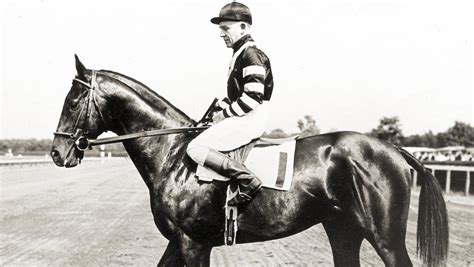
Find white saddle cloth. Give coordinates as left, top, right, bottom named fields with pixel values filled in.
left=196, top=140, right=296, bottom=191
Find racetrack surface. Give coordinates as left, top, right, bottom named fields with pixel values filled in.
left=1, top=159, right=473, bottom=266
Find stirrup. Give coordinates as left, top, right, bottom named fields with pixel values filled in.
left=227, top=194, right=251, bottom=206
left=225, top=186, right=238, bottom=245
left=227, top=186, right=261, bottom=206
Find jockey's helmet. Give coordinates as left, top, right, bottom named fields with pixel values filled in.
left=210, top=2, right=252, bottom=25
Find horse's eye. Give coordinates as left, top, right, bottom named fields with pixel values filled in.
left=67, top=97, right=85, bottom=113
left=66, top=98, right=78, bottom=109
left=66, top=89, right=88, bottom=110
left=70, top=98, right=81, bottom=106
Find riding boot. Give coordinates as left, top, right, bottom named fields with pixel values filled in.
left=204, top=149, right=262, bottom=206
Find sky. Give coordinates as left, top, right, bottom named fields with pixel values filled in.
left=0, top=0, right=472, bottom=139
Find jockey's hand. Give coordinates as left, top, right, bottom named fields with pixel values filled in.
left=215, top=99, right=227, bottom=111
left=212, top=111, right=225, bottom=124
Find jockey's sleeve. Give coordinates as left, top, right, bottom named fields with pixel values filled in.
left=223, top=49, right=267, bottom=118
left=217, top=97, right=231, bottom=110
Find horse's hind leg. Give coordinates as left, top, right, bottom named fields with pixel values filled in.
left=323, top=218, right=364, bottom=267
left=329, top=148, right=412, bottom=267
left=365, top=219, right=412, bottom=267
left=364, top=177, right=412, bottom=266
left=158, top=240, right=184, bottom=267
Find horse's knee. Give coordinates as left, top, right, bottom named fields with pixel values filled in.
left=158, top=241, right=184, bottom=267
left=177, top=234, right=212, bottom=267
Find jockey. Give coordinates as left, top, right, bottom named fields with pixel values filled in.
left=187, top=2, right=274, bottom=206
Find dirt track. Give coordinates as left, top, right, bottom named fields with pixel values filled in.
left=1, top=159, right=473, bottom=266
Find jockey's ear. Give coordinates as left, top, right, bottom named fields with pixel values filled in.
left=74, top=54, right=86, bottom=79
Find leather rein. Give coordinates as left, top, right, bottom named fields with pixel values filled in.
left=53, top=70, right=209, bottom=151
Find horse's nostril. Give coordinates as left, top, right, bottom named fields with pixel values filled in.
left=51, top=150, right=60, bottom=158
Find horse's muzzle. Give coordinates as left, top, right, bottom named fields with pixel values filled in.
left=50, top=148, right=80, bottom=167
left=51, top=138, right=83, bottom=168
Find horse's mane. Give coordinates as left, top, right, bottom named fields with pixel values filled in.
left=99, top=69, right=195, bottom=124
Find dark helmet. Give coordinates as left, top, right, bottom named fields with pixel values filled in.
left=210, top=2, right=252, bottom=25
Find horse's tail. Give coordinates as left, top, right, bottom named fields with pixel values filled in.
left=397, top=147, right=449, bottom=266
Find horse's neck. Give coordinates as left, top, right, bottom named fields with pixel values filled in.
left=110, top=91, right=192, bottom=135
left=105, top=79, right=194, bottom=187
left=122, top=132, right=193, bottom=189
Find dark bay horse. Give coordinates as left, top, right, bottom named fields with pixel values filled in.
left=51, top=56, right=448, bottom=266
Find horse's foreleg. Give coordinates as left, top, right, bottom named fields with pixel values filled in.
left=177, top=234, right=212, bottom=267
left=323, top=219, right=364, bottom=267
left=158, top=240, right=184, bottom=267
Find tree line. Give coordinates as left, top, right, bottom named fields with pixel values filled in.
left=368, top=117, right=473, bottom=147
left=1, top=116, right=472, bottom=155
left=264, top=115, right=473, bottom=148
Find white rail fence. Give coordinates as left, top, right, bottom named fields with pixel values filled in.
left=0, top=159, right=54, bottom=167
left=2, top=158, right=472, bottom=196
left=0, top=157, right=111, bottom=167
left=412, top=165, right=473, bottom=196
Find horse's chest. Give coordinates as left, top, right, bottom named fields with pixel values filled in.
left=150, top=182, right=226, bottom=240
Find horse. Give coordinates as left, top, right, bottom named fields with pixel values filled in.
left=51, top=55, right=448, bottom=267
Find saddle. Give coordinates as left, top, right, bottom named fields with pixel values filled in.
left=208, top=135, right=298, bottom=246
left=196, top=135, right=298, bottom=187
left=225, top=135, right=299, bottom=163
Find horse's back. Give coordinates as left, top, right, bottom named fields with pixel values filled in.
left=299, top=131, right=412, bottom=199
left=296, top=131, right=410, bottom=173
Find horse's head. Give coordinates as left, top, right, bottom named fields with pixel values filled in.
left=51, top=55, right=109, bottom=167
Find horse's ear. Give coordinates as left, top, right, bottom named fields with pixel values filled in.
left=74, top=54, right=86, bottom=79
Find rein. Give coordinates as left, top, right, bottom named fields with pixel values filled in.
left=80, top=126, right=209, bottom=149
left=54, top=70, right=210, bottom=151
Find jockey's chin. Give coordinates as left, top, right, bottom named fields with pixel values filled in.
left=223, top=38, right=232, bottom=48
left=51, top=138, right=83, bottom=168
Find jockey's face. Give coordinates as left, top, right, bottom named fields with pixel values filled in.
left=219, top=21, right=245, bottom=48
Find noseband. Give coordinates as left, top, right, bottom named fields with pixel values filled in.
left=53, top=70, right=108, bottom=151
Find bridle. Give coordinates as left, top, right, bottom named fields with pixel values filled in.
left=53, top=70, right=108, bottom=151
left=53, top=70, right=211, bottom=152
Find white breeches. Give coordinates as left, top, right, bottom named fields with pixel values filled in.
left=187, top=102, right=269, bottom=165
